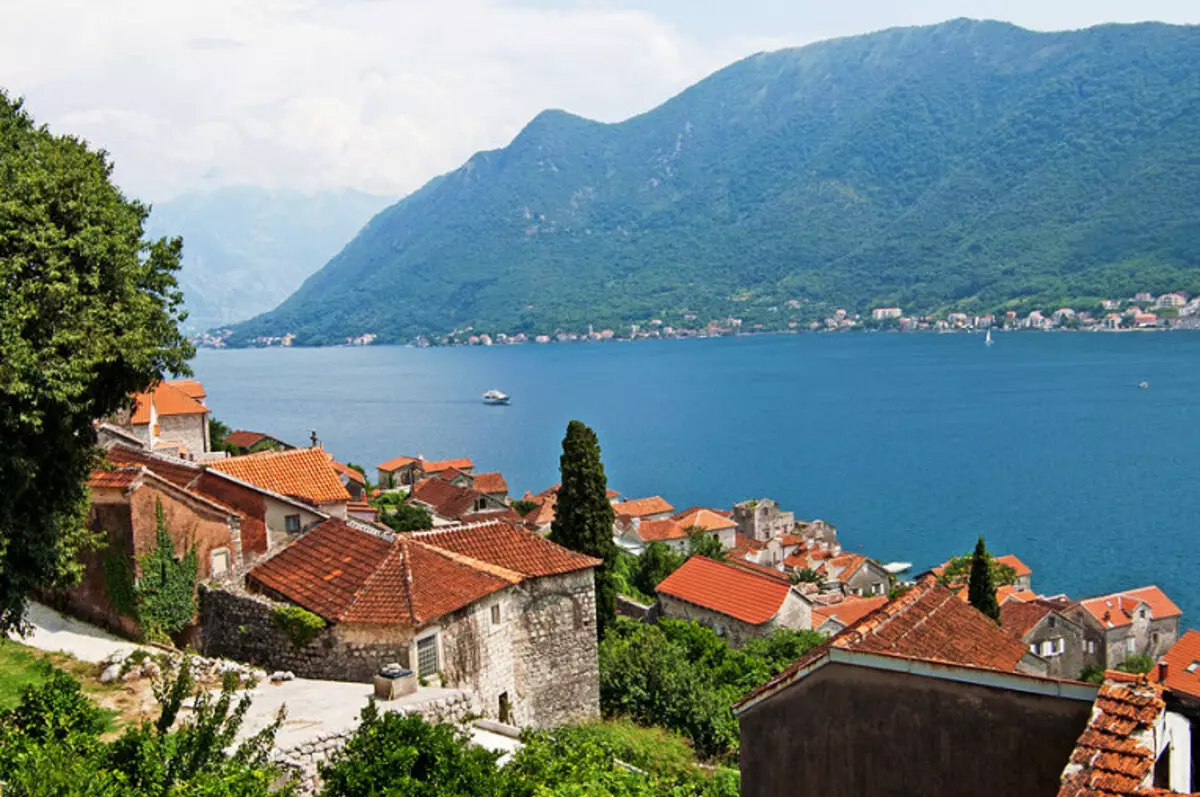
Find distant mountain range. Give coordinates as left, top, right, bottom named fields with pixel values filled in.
left=226, top=19, right=1200, bottom=346
left=146, top=187, right=392, bottom=332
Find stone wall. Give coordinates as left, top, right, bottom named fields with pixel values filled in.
left=273, top=690, right=474, bottom=796
left=198, top=587, right=413, bottom=681
left=658, top=593, right=769, bottom=648
left=616, top=595, right=659, bottom=622
left=158, top=412, right=208, bottom=454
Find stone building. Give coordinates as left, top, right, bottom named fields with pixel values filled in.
left=203, top=518, right=601, bottom=729
left=1067, top=586, right=1182, bottom=669
left=610, top=496, right=675, bottom=522
left=110, top=380, right=211, bottom=458
left=65, top=466, right=243, bottom=635
left=105, top=444, right=326, bottom=560
left=208, top=447, right=352, bottom=519
left=408, top=477, right=509, bottom=525
left=1001, top=599, right=1099, bottom=681
left=733, top=575, right=1088, bottom=797
left=672, top=507, right=738, bottom=549
left=822, top=552, right=891, bottom=597
left=732, top=498, right=795, bottom=542
left=376, top=455, right=474, bottom=489
left=655, top=555, right=813, bottom=646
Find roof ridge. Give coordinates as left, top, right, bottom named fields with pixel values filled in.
left=338, top=538, right=417, bottom=625
left=412, top=539, right=523, bottom=584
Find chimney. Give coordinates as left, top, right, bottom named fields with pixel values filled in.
left=1158, top=660, right=1170, bottom=683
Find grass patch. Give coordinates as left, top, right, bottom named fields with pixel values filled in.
left=0, top=640, right=120, bottom=731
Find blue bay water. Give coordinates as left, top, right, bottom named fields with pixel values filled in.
left=193, top=332, right=1200, bottom=623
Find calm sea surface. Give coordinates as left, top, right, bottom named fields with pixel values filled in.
left=193, top=332, right=1200, bottom=623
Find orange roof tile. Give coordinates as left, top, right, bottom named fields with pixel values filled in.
left=208, top=447, right=351, bottom=505
left=1000, top=600, right=1056, bottom=639
left=410, top=478, right=491, bottom=521
left=1078, top=586, right=1183, bottom=629
left=413, top=520, right=601, bottom=578
left=166, top=379, right=206, bottom=401
left=88, top=468, right=140, bottom=489
left=1058, top=676, right=1165, bottom=796
left=674, top=507, right=736, bottom=532
left=826, top=552, right=869, bottom=581
left=1157, top=630, right=1200, bottom=701
left=330, top=460, right=366, bottom=485
left=612, top=496, right=674, bottom=518
left=422, top=457, right=475, bottom=474
left=737, top=575, right=1035, bottom=709
left=636, top=518, right=689, bottom=542
left=377, top=455, right=419, bottom=472
left=472, top=472, right=508, bottom=495
left=813, top=596, right=889, bottom=629
left=129, top=381, right=208, bottom=424
left=536, top=483, right=620, bottom=500
left=994, top=554, right=1032, bottom=578
left=998, top=585, right=1036, bottom=604
left=725, top=558, right=793, bottom=584
left=656, top=556, right=794, bottom=625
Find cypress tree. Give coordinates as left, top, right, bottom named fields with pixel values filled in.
left=549, top=420, right=617, bottom=635
left=967, top=535, right=1000, bottom=621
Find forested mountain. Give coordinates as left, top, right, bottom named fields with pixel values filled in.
left=228, top=19, right=1200, bottom=345
left=146, top=187, right=391, bottom=331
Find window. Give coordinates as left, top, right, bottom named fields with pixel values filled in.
left=210, top=548, right=231, bottom=577
left=417, top=635, right=438, bottom=678
left=475, top=498, right=487, bottom=512
left=284, top=514, right=301, bottom=533
left=1151, top=632, right=1159, bottom=647
left=1185, top=661, right=1199, bottom=674
left=1126, top=638, right=1136, bottom=655
left=1048, top=616, right=1056, bottom=628
left=1030, top=644, right=1038, bottom=655
left=1040, top=639, right=1065, bottom=657
left=1139, top=608, right=1148, bottom=620
left=498, top=692, right=511, bottom=725
left=1087, top=640, right=1097, bottom=655
left=491, top=604, right=501, bottom=625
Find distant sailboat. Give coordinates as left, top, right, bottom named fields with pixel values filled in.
left=985, top=328, right=994, bottom=346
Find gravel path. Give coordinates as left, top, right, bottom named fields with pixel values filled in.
left=9, top=602, right=147, bottom=663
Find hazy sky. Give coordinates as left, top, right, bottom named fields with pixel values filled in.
left=3, top=1, right=1197, bottom=202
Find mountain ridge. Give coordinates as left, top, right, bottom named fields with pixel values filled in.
left=226, top=19, right=1200, bottom=345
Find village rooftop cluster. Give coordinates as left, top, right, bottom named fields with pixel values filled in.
left=69, top=378, right=1200, bottom=795
left=192, top=290, right=1200, bottom=349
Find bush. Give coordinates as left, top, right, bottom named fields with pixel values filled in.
left=379, top=503, right=434, bottom=532
left=270, top=605, right=327, bottom=648
left=510, top=499, right=538, bottom=516
left=1079, top=664, right=1106, bottom=684
left=1, top=669, right=106, bottom=744
left=634, top=542, right=686, bottom=596
left=1116, top=654, right=1155, bottom=675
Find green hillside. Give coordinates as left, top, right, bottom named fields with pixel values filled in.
left=228, top=19, right=1200, bottom=345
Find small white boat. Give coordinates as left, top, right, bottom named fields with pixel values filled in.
left=1138, top=381, right=1149, bottom=390
left=883, top=561, right=913, bottom=575
left=985, top=328, right=994, bottom=346
left=482, top=389, right=511, bottom=405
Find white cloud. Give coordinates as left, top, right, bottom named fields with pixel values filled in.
left=1, top=0, right=740, bottom=202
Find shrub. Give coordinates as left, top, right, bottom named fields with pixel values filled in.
left=633, top=542, right=685, bottom=596
left=510, top=498, right=538, bottom=516
left=379, top=503, right=433, bottom=532
left=270, top=605, right=326, bottom=648
left=1, top=669, right=106, bottom=744
left=1116, top=654, right=1155, bottom=675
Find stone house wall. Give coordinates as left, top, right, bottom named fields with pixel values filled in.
left=198, top=587, right=414, bottom=681
left=157, top=412, right=209, bottom=454
left=845, top=562, right=890, bottom=597
left=657, top=594, right=770, bottom=648
left=1071, top=607, right=1176, bottom=669
left=127, top=481, right=241, bottom=579
left=194, top=473, right=325, bottom=560
left=774, top=589, right=815, bottom=632
left=1022, top=613, right=1096, bottom=680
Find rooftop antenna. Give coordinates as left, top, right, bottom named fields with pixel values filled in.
left=310, top=429, right=319, bottom=448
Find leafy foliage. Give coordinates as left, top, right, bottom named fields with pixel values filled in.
left=1116, top=654, right=1155, bottom=675
left=1079, top=665, right=1106, bottom=684
left=599, top=617, right=823, bottom=760
left=686, top=532, right=726, bottom=561
left=378, top=502, right=434, bottom=532
left=270, top=604, right=327, bottom=648
left=135, top=501, right=199, bottom=642
left=938, top=549, right=1017, bottom=590
left=791, top=567, right=824, bottom=585
left=0, top=91, right=192, bottom=633
left=510, top=498, right=538, bottom=516
left=612, top=552, right=655, bottom=605
left=0, top=659, right=288, bottom=796
left=967, top=536, right=1000, bottom=621
left=633, top=542, right=686, bottom=597
left=549, top=420, right=618, bottom=635
left=229, top=21, right=1200, bottom=345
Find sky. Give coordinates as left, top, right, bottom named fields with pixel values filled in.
left=3, top=0, right=1197, bottom=204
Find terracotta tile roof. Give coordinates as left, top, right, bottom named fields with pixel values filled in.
left=738, top=575, right=1034, bottom=708
left=247, top=519, right=509, bottom=624
left=674, top=507, right=736, bottom=532
left=536, top=484, right=620, bottom=501
left=656, top=556, right=794, bottom=625
left=1058, top=674, right=1166, bottom=796
left=1157, top=630, right=1200, bottom=700
left=458, top=507, right=523, bottom=526
left=472, top=471, right=508, bottom=495
left=421, top=457, right=475, bottom=474
left=130, top=381, right=208, bottom=424
left=732, top=533, right=765, bottom=553
left=410, top=478, right=490, bottom=521
left=377, top=455, right=419, bottom=472
left=413, top=520, right=601, bottom=578
left=88, top=468, right=140, bottom=489
left=166, top=379, right=206, bottom=401
left=1000, top=600, right=1056, bottom=639
left=612, top=496, right=674, bottom=518
left=1078, top=586, right=1183, bottom=629
left=636, top=518, right=689, bottom=542
left=725, top=558, right=793, bottom=584
left=105, top=444, right=201, bottom=488
left=777, top=533, right=804, bottom=546
left=826, top=552, right=869, bottom=581
left=224, top=430, right=271, bottom=449
left=814, top=596, right=889, bottom=629
left=518, top=497, right=556, bottom=526
left=330, top=460, right=366, bottom=485
left=208, top=447, right=351, bottom=505
left=995, top=554, right=1032, bottom=578
left=998, top=585, right=1037, bottom=604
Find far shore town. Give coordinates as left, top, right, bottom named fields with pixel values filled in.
left=42, top=376, right=1199, bottom=794
left=194, top=289, right=1200, bottom=349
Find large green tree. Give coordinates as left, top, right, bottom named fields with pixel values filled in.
left=549, top=420, right=618, bottom=635
left=0, top=92, right=192, bottom=633
left=967, top=536, right=1000, bottom=621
